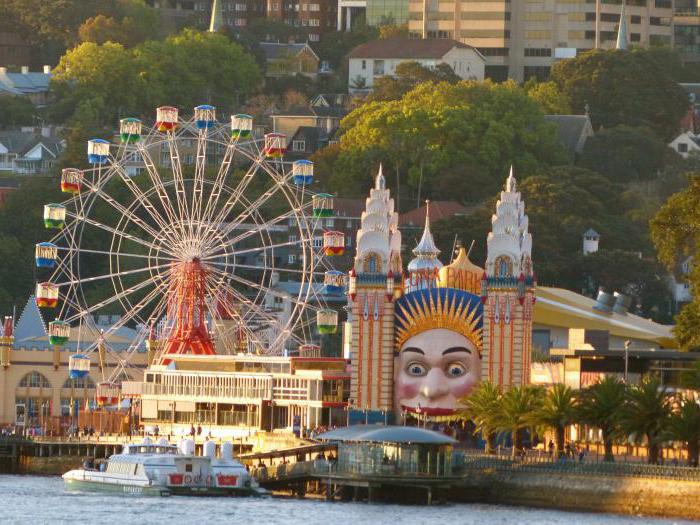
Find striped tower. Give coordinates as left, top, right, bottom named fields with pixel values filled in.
left=481, top=168, right=536, bottom=387
left=348, top=166, right=402, bottom=413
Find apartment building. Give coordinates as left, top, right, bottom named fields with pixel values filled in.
left=676, top=0, right=700, bottom=63
left=408, top=0, right=674, bottom=82
left=147, top=1, right=336, bottom=41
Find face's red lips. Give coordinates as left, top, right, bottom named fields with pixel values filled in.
left=401, top=405, right=456, bottom=416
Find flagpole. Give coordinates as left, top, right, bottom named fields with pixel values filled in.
left=595, top=0, right=601, bottom=49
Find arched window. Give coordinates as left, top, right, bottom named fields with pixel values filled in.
left=63, top=376, right=96, bottom=389
left=495, top=255, right=513, bottom=278
left=363, top=252, right=381, bottom=273
left=19, top=371, right=51, bottom=389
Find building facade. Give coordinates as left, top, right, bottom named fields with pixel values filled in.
left=408, top=0, right=674, bottom=82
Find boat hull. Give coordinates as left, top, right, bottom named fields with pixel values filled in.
left=63, top=476, right=264, bottom=497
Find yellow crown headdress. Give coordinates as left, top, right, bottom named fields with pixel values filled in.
left=395, top=287, right=483, bottom=354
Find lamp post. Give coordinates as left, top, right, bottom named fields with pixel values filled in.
left=624, top=340, right=631, bottom=384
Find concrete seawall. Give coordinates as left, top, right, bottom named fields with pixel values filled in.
left=453, top=470, right=700, bottom=520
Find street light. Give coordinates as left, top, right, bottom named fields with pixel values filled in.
left=624, top=340, right=631, bottom=384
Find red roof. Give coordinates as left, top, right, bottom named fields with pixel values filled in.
left=399, top=201, right=471, bottom=227
left=348, top=38, right=478, bottom=60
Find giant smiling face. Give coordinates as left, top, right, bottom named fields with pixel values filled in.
left=394, top=328, right=481, bottom=416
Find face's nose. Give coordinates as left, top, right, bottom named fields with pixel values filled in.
left=420, top=368, right=449, bottom=400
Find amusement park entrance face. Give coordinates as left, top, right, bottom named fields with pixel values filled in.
left=394, top=328, right=480, bottom=416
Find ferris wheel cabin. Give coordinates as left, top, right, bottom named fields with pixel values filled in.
left=316, top=309, right=339, bottom=335
left=35, top=242, right=58, bottom=268
left=87, top=139, right=110, bottom=165
left=68, top=354, right=91, bottom=379
left=312, top=194, right=334, bottom=218
left=324, top=270, right=346, bottom=294
left=156, top=106, right=179, bottom=132
left=323, top=231, right=345, bottom=256
left=194, top=105, right=216, bottom=129
left=43, top=204, right=66, bottom=229
left=35, top=282, right=59, bottom=308
left=231, top=114, right=253, bottom=139
left=60, top=168, right=82, bottom=194
left=292, top=160, right=314, bottom=185
left=48, top=320, right=70, bottom=346
left=119, top=118, right=142, bottom=143
left=96, top=382, right=120, bottom=406
left=264, top=133, right=287, bottom=158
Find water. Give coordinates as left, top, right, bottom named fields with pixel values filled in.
left=0, top=475, right=695, bottom=525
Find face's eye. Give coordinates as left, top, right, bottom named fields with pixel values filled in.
left=445, top=362, right=467, bottom=378
left=405, top=361, right=428, bottom=377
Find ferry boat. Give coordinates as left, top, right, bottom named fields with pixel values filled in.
left=62, top=440, right=265, bottom=497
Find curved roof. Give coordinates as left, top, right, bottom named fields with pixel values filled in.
left=316, top=425, right=456, bottom=445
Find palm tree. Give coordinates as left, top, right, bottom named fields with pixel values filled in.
left=618, top=376, right=671, bottom=464
left=529, top=383, right=577, bottom=459
left=681, top=361, right=700, bottom=391
left=492, top=385, right=544, bottom=459
left=577, top=376, right=626, bottom=462
left=663, top=397, right=700, bottom=467
left=460, top=381, right=502, bottom=454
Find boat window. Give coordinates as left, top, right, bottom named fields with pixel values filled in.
left=185, top=463, right=192, bottom=472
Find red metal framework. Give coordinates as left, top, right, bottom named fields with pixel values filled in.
left=160, top=258, right=216, bottom=361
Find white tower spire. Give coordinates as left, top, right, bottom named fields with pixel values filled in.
left=616, top=0, right=628, bottom=50
left=375, top=163, right=385, bottom=190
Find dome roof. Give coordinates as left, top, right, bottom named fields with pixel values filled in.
left=316, top=424, right=456, bottom=444
left=438, top=246, right=483, bottom=294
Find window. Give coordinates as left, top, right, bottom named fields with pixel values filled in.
left=363, top=252, right=381, bottom=273
left=292, top=140, right=306, bottom=151
left=288, top=254, right=296, bottom=264
left=63, top=376, right=95, bottom=389
left=19, top=371, right=51, bottom=389
left=325, top=218, right=334, bottom=227
left=346, top=219, right=353, bottom=229
left=362, top=60, right=366, bottom=70
left=288, top=234, right=297, bottom=243
left=373, top=60, right=385, bottom=76
left=313, top=237, right=323, bottom=248
left=495, top=256, right=513, bottom=278
left=679, top=143, right=689, bottom=153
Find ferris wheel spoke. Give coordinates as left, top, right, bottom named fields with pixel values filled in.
left=136, top=143, right=185, bottom=236
left=65, top=210, right=176, bottom=257
left=199, top=139, right=239, bottom=238
left=224, top=239, right=306, bottom=259
left=223, top=202, right=313, bottom=248
left=78, top=173, right=172, bottom=246
left=55, top=245, right=178, bottom=262
left=165, top=133, right=192, bottom=239
left=208, top=260, right=325, bottom=278
left=191, top=129, right=210, bottom=237
left=52, top=261, right=172, bottom=287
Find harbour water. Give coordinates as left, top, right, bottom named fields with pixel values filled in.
left=1, top=475, right=696, bottom=525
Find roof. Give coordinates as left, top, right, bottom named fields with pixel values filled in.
left=583, top=228, right=599, bottom=237
left=317, top=424, right=457, bottom=445
left=273, top=105, right=348, bottom=119
left=349, top=38, right=479, bottom=60
left=544, top=115, right=594, bottom=157
left=259, top=42, right=319, bottom=61
left=291, top=125, right=327, bottom=145
left=0, top=130, right=63, bottom=158
left=399, top=201, right=471, bottom=227
left=0, top=71, right=51, bottom=95
left=535, top=286, right=675, bottom=348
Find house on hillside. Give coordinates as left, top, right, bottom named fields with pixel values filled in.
left=0, top=128, right=64, bottom=175
left=347, top=38, right=485, bottom=92
left=0, top=66, right=52, bottom=106
left=544, top=114, right=595, bottom=162
left=260, top=42, right=320, bottom=79
left=271, top=94, right=349, bottom=143
left=668, top=131, right=700, bottom=159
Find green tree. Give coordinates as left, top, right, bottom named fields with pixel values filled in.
left=529, top=384, right=577, bottom=458
left=78, top=5, right=161, bottom=47
left=618, top=377, right=671, bottom=464
left=459, top=381, right=502, bottom=453
left=0, top=96, right=36, bottom=127
left=579, top=126, right=672, bottom=183
left=369, top=61, right=461, bottom=102
left=329, top=80, right=566, bottom=205
left=663, top=398, right=700, bottom=467
left=551, top=49, right=689, bottom=139
left=651, top=176, right=700, bottom=349
left=378, top=24, right=409, bottom=39
left=577, top=376, right=626, bottom=462
left=493, top=385, right=544, bottom=458
left=523, top=79, right=571, bottom=115
left=681, top=361, right=700, bottom=390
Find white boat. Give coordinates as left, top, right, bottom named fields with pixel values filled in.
left=63, top=440, right=266, bottom=497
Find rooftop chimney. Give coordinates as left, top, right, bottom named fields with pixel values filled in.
left=612, top=291, right=632, bottom=315
left=592, top=287, right=615, bottom=313
left=21, top=66, right=29, bottom=74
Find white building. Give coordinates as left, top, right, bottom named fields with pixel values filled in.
left=347, top=38, right=485, bottom=92
left=668, top=131, right=700, bottom=159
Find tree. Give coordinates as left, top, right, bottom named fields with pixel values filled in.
left=618, top=377, right=671, bottom=464
left=523, top=79, right=571, bottom=115
left=78, top=4, right=161, bottom=48
left=369, top=61, right=461, bottom=102
left=579, top=126, right=672, bottom=183
left=492, top=385, right=544, bottom=458
left=651, top=176, right=700, bottom=350
left=378, top=24, right=408, bottom=39
left=681, top=361, right=700, bottom=391
left=663, top=398, right=700, bottom=467
left=577, top=376, right=626, bottom=462
left=551, top=49, right=689, bottom=140
left=328, top=80, right=566, bottom=205
left=529, top=384, right=577, bottom=458
left=459, top=381, right=502, bottom=453
left=0, top=96, right=36, bottom=127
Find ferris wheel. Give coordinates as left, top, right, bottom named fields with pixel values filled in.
left=34, top=105, right=346, bottom=399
